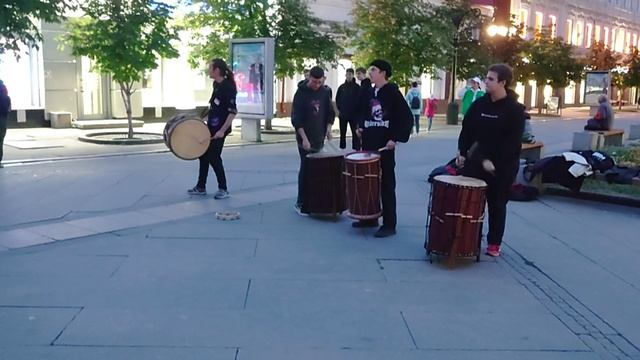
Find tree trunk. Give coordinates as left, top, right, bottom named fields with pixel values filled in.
left=618, top=89, right=623, bottom=110
left=119, top=82, right=134, bottom=139
left=536, top=85, right=544, bottom=114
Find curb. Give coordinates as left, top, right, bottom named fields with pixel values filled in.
left=544, top=187, right=640, bottom=208
left=78, top=132, right=165, bottom=145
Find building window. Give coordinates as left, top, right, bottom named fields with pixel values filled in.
left=535, top=11, right=544, bottom=35
left=586, top=24, right=593, bottom=47
left=625, top=32, right=632, bottom=52
left=611, top=28, right=616, bottom=49
left=574, top=21, right=584, bottom=46
left=548, top=15, right=557, bottom=37
left=595, top=25, right=601, bottom=43
left=604, top=27, right=610, bottom=47
left=566, top=19, right=573, bottom=44
left=519, top=9, right=529, bottom=37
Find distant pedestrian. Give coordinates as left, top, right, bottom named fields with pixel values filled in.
left=187, top=59, right=236, bottom=199
left=0, top=80, right=10, bottom=168
left=336, top=68, right=361, bottom=149
left=459, top=77, right=485, bottom=118
left=291, top=66, right=335, bottom=215
left=425, top=94, right=438, bottom=132
left=405, top=81, right=422, bottom=134
left=584, top=95, right=614, bottom=131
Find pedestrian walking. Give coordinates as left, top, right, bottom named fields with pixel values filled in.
left=187, top=59, right=237, bottom=199
left=336, top=68, right=361, bottom=149
left=405, top=81, right=422, bottom=134
left=459, top=77, right=485, bottom=118
left=425, top=94, right=438, bottom=132
left=456, top=64, right=525, bottom=257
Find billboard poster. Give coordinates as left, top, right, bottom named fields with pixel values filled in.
left=584, top=71, right=610, bottom=106
left=230, top=38, right=275, bottom=119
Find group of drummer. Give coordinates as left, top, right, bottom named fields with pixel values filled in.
left=190, top=57, right=525, bottom=256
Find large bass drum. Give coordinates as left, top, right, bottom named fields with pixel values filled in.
left=163, top=114, right=210, bottom=160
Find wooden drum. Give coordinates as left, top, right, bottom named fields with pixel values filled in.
left=163, top=114, right=210, bottom=160
left=343, top=151, right=381, bottom=220
left=425, top=175, right=487, bottom=265
left=302, top=152, right=346, bottom=216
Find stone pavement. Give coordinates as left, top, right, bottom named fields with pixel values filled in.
left=1, top=113, right=640, bottom=359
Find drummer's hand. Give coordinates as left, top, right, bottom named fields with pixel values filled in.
left=455, top=154, right=466, bottom=168
left=212, top=130, right=225, bottom=139
left=482, top=159, right=496, bottom=174
left=356, top=128, right=363, bottom=138
left=302, top=138, right=311, bottom=151
left=379, top=140, right=396, bottom=152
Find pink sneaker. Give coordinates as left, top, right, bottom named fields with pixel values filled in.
left=486, top=244, right=501, bottom=257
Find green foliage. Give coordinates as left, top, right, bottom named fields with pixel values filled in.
left=182, top=0, right=344, bottom=79
left=0, top=0, right=75, bottom=57
left=520, top=32, right=583, bottom=89
left=352, top=0, right=450, bottom=85
left=623, top=46, right=640, bottom=90
left=584, top=41, right=620, bottom=71
left=62, top=0, right=179, bottom=137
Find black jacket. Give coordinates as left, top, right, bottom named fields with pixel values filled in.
left=291, top=82, right=335, bottom=150
left=358, top=82, right=413, bottom=151
left=458, top=93, right=525, bottom=186
left=0, top=92, right=10, bottom=128
left=336, top=79, right=360, bottom=119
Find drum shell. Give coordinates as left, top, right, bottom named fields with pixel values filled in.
left=302, top=154, right=346, bottom=215
left=163, top=114, right=210, bottom=160
left=426, top=176, right=487, bottom=258
left=344, top=151, right=381, bottom=220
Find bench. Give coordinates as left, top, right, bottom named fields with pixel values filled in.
left=521, top=141, right=544, bottom=162
left=572, top=129, right=624, bottom=151
left=543, top=96, right=560, bottom=115
left=629, top=124, right=640, bottom=140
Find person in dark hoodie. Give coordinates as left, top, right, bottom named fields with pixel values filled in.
left=291, top=66, right=335, bottom=215
left=356, top=67, right=372, bottom=103
left=355, top=59, right=413, bottom=238
left=0, top=80, right=10, bottom=168
left=187, top=58, right=237, bottom=199
left=336, top=68, right=361, bottom=149
left=456, top=63, right=525, bottom=257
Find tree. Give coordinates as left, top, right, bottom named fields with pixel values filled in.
left=183, top=0, right=344, bottom=113
left=584, top=41, right=620, bottom=71
left=62, top=0, right=179, bottom=139
left=520, top=34, right=583, bottom=113
left=0, top=0, right=75, bottom=57
left=352, top=0, right=450, bottom=86
left=609, top=47, right=640, bottom=110
left=623, top=47, right=640, bottom=108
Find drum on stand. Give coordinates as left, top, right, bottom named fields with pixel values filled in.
left=302, top=152, right=346, bottom=217
left=343, top=151, right=381, bottom=220
left=425, top=175, right=487, bottom=266
left=163, top=114, right=210, bottom=160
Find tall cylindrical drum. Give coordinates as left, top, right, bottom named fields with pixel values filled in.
left=343, top=151, right=381, bottom=220
left=302, top=152, right=346, bottom=216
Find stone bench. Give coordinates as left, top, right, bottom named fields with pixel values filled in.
left=629, top=124, right=640, bottom=140
left=521, top=141, right=544, bottom=162
left=572, top=129, right=624, bottom=151
left=48, top=111, right=73, bottom=129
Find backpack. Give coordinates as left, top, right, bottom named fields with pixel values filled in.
left=410, top=93, right=421, bottom=109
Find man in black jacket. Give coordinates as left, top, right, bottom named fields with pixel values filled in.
left=336, top=68, right=361, bottom=149
left=291, top=66, right=335, bottom=215
left=355, top=60, right=413, bottom=238
left=0, top=80, right=10, bottom=168
left=456, top=63, right=525, bottom=257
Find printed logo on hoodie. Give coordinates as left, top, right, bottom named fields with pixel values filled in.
left=364, top=99, right=389, bottom=128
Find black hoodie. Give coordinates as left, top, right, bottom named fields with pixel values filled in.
left=336, top=79, right=360, bottom=119
left=358, top=82, right=413, bottom=151
left=291, top=81, right=335, bottom=150
left=458, top=93, right=525, bottom=185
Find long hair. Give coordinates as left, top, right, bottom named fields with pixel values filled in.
left=210, top=58, right=236, bottom=91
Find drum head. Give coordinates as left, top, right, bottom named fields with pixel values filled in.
left=169, top=119, right=210, bottom=160
left=345, top=152, right=380, bottom=161
left=434, top=175, right=487, bottom=188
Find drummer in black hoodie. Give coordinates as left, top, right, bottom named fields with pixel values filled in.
left=355, top=59, right=413, bottom=238
left=291, top=66, right=335, bottom=215
left=456, top=63, right=525, bottom=257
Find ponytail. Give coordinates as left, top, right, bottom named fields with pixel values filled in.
left=210, top=58, right=237, bottom=91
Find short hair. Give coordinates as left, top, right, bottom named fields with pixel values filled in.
left=309, top=66, right=324, bottom=79
left=355, top=67, right=367, bottom=74
left=346, top=68, right=354, bottom=74
left=598, top=94, right=608, bottom=103
left=488, top=63, right=513, bottom=88
left=411, top=81, right=418, bottom=87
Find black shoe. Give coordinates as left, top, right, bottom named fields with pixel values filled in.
left=352, top=220, right=378, bottom=228
left=374, top=226, right=396, bottom=238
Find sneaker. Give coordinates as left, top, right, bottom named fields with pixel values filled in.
left=187, top=186, right=206, bottom=195
left=214, top=189, right=230, bottom=199
left=294, top=203, right=308, bottom=216
left=374, top=226, right=396, bottom=238
left=352, top=220, right=379, bottom=228
left=486, top=244, right=501, bottom=257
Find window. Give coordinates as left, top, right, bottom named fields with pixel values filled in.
left=548, top=15, right=557, bottom=37
left=625, top=32, right=632, bottom=52
left=595, top=25, right=601, bottom=43
left=535, top=11, right=544, bottom=35
left=586, top=24, right=593, bottom=47
left=604, top=27, right=610, bottom=47
left=574, top=21, right=584, bottom=46
left=519, top=9, right=529, bottom=37
left=566, top=19, right=573, bottom=44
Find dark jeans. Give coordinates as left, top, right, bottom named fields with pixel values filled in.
left=0, top=127, right=6, bottom=163
left=296, top=146, right=311, bottom=206
left=485, top=182, right=510, bottom=246
left=197, top=137, right=227, bottom=190
left=413, top=114, right=420, bottom=133
left=380, top=149, right=397, bottom=229
left=339, top=116, right=360, bottom=150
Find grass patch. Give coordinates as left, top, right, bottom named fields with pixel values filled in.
left=580, top=179, right=640, bottom=199
left=600, top=146, right=640, bottom=167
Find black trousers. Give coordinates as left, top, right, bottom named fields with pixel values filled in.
left=339, top=116, right=360, bottom=150
left=0, top=127, right=6, bottom=163
left=380, top=149, right=397, bottom=229
left=485, top=182, right=510, bottom=246
left=413, top=114, right=420, bottom=133
left=296, top=146, right=311, bottom=206
left=197, top=137, right=227, bottom=190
